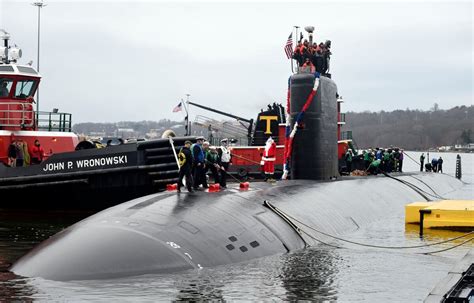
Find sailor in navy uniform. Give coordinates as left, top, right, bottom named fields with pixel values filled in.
left=192, top=136, right=207, bottom=190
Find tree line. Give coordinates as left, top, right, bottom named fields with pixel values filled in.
left=345, top=105, right=473, bottom=150
left=73, top=105, right=473, bottom=151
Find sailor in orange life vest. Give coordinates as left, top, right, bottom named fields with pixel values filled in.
left=262, top=137, right=277, bottom=181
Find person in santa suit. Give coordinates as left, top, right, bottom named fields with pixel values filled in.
left=262, top=137, right=277, bottom=181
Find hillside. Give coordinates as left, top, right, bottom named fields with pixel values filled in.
left=73, top=105, right=473, bottom=150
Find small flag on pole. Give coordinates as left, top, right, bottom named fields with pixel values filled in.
left=284, top=33, right=293, bottom=59
left=172, top=102, right=182, bottom=113
left=299, top=32, right=304, bottom=43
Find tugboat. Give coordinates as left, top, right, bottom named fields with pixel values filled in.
left=0, top=30, right=193, bottom=210
left=0, top=29, right=78, bottom=162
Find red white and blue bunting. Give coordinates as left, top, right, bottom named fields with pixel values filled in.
left=282, top=72, right=321, bottom=179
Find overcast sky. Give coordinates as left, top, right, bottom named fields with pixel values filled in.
left=0, top=0, right=472, bottom=123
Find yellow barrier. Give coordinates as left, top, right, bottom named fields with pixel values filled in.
left=405, top=200, right=474, bottom=229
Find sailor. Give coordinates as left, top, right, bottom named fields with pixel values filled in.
left=192, top=137, right=207, bottom=190
left=363, top=150, right=371, bottom=169
left=302, top=58, right=315, bottom=73
left=7, top=141, right=17, bottom=167
left=344, top=149, right=353, bottom=174
left=206, top=146, right=222, bottom=184
left=369, top=149, right=375, bottom=162
left=431, top=157, right=438, bottom=173
left=292, top=41, right=304, bottom=66
left=367, top=159, right=381, bottom=175
left=29, top=139, right=45, bottom=164
left=15, top=141, right=24, bottom=167
left=398, top=149, right=404, bottom=172
left=262, top=137, right=277, bottom=181
left=437, top=157, right=443, bottom=173
left=177, top=140, right=194, bottom=193
left=419, top=153, right=425, bottom=172
left=382, top=149, right=390, bottom=172
left=219, top=138, right=231, bottom=188
left=22, top=141, right=30, bottom=166
left=0, top=81, right=9, bottom=97
left=376, top=148, right=383, bottom=160
left=393, top=149, right=400, bottom=172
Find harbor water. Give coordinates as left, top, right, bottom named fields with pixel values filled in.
left=0, top=152, right=472, bottom=301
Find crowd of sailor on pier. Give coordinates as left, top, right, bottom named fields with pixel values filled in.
left=344, top=147, right=404, bottom=175
left=344, top=147, right=444, bottom=176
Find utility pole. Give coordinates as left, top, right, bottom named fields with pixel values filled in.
left=32, top=0, right=46, bottom=125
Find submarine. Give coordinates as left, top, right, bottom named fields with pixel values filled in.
left=10, top=24, right=471, bottom=282
left=10, top=70, right=469, bottom=281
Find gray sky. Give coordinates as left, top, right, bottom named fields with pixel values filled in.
left=0, top=0, right=472, bottom=123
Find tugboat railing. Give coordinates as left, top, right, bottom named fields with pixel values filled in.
left=339, top=113, right=346, bottom=123
left=340, top=131, right=352, bottom=140
left=37, top=111, right=72, bottom=132
left=0, top=102, right=72, bottom=132
left=0, top=101, right=35, bottom=128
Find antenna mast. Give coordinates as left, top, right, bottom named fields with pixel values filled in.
left=32, top=0, right=47, bottom=123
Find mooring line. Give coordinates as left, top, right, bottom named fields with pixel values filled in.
left=420, top=237, right=473, bottom=255
left=382, top=172, right=448, bottom=201
left=263, top=200, right=309, bottom=248
left=271, top=204, right=473, bottom=250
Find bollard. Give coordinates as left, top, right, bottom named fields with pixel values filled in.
left=208, top=183, right=220, bottom=192
left=419, top=209, right=432, bottom=237
left=455, top=154, right=462, bottom=180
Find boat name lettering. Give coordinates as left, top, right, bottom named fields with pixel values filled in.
left=43, top=155, right=128, bottom=172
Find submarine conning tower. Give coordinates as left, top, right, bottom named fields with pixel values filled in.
left=289, top=73, right=338, bottom=180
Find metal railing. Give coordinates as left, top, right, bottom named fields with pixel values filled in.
left=37, top=111, right=73, bottom=132
left=0, top=101, right=35, bottom=128
left=340, top=130, right=353, bottom=140
left=194, top=115, right=249, bottom=138
left=339, top=113, right=346, bottom=123
left=207, top=136, right=253, bottom=147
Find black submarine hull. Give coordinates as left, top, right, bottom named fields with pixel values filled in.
left=11, top=172, right=465, bottom=281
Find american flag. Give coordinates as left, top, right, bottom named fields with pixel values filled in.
left=284, top=33, right=293, bottom=59
left=172, top=102, right=182, bottom=113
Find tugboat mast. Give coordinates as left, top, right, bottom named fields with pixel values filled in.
left=32, top=0, right=47, bottom=121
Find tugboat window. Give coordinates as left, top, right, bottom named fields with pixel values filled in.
left=0, top=78, right=13, bottom=98
left=14, top=80, right=37, bottom=99
left=0, top=66, right=15, bottom=72
left=17, top=66, right=38, bottom=75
